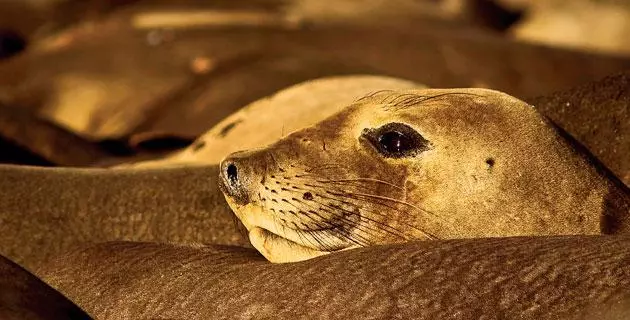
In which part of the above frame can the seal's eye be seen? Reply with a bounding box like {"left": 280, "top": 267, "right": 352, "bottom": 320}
{"left": 361, "top": 123, "right": 430, "bottom": 158}
{"left": 379, "top": 131, "right": 411, "bottom": 154}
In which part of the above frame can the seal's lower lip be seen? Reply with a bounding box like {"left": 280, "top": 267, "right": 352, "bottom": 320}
{"left": 222, "top": 196, "right": 350, "bottom": 252}
{"left": 249, "top": 227, "right": 332, "bottom": 263}
{"left": 258, "top": 225, "right": 349, "bottom": 252}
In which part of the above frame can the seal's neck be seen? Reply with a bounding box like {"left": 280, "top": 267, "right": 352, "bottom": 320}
{"left": 550, "top": 120, "right": 630, "bottom": 234}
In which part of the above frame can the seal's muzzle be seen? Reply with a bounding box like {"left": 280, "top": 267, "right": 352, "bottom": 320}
{"left": 219, "top": 158, "right": 250, "bottom": 205}
{"left": 219, "top": 149, "right": 272, "bottom": 206}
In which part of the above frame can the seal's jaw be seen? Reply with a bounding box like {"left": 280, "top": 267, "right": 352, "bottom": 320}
{"left": 222, "top": 196, "right": 350, "bottom": 263}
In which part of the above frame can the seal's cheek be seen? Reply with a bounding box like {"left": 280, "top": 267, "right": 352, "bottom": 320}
{"left": 249, "top": 227, "right": 329, "bottom": 263}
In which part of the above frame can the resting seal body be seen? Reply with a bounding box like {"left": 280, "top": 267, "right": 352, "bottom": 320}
{"left": 0, "top": 254, "right": 91, "bottom": 320}
{"left": 219, "top": 88, "right": 629, "bottom": 262}
{"left": 38, "top": 235, "right": 630, "bottom": 319}
{"left": 0, "top": 164, "right": 245, "bottom": 271}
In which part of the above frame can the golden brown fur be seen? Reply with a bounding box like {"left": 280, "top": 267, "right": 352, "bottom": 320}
{"left": 219, "top": 88, "right": 629, "bottom": 262}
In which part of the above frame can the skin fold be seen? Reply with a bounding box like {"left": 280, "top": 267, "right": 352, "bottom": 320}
{"left": 530, "top": 71, "right": 630, "bottom": 186}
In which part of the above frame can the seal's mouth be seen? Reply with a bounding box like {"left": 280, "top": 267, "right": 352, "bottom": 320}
{"left": 221, "top": 195, "right": 357, "bottom": 262}
{"left": 218, "top": 158, "right": 364, "bottom": 262}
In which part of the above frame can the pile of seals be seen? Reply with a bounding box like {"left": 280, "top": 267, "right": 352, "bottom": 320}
{"left": 0, "top": 73, "right": 627, "bottom": 319}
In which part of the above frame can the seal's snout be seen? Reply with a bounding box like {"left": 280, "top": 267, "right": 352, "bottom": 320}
{"left": 222, "top": 160, "right": 242, "bottom": 195}
{"left": 219, "top": 149, "right": 271, "bottom": 206}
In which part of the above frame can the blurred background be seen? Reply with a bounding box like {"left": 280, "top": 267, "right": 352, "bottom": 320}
{"left": 0, "top": 0, "right": 629, "bottom": 168}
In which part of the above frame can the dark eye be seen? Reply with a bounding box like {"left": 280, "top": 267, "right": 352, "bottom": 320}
{"left": 361, "top": 123, "right": 430, "bottom": 158}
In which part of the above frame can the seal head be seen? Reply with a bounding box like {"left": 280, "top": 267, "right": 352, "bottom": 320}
{"left": 219, "top": 88, "right": 629, "bottom": 263}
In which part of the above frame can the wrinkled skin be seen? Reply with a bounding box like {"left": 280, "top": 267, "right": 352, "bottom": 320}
{"left": 0, "top": 254, "right": 91, "bottom": 320}
{"left": 219, "top": 88, "right": 630, "bottom": 262}
{"left": 0, "top": 164, "right": 246, "bottom": 271}
{"left": 38, "top": 235, "right": 630, "bottom": 320}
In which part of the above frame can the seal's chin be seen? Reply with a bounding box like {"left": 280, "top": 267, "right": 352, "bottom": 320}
{"left": 223, "top": 196, "right": 355, "bottom": 262}
{"left": 248, "top": 227, "right": 331, "bottom": 263}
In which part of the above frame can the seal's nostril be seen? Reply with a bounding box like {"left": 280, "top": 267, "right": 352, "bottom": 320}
{"left": 220, "top": 159, "right": 250, "bottom": 205}
{"left": 227, "top": 163, "right": 238, "bottom": 184}
{"left": 0, "top": 29, "right": 27, "bottom": 59}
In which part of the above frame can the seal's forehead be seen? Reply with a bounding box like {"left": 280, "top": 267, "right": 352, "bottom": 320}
{"left": 355, "top": 88, "right": 525, "bottom": 111}
{"left": 311, "top": 88, "right": 532, "bottom": 138}
{"left": 343, "top": 88, "right": 534, "bottom": 136}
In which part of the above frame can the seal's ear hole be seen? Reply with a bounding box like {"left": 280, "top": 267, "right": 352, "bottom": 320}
{"left": 485, "top": 158, "right": 495, "bottom": 168}
{"left": 361, "top": 122, "right": 430, "bottom": 158}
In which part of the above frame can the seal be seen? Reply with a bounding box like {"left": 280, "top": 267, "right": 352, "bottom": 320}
{"left": 0, "top": 164, "right": 246, "bottom": 271}
{"left": 0, "top": 253, "right": 92, "bottom": 319}
{"left": 530, "top": 71, "right": 630, "bottom": 185}
{"left": 38, "top": 235, "right": 630, "bottom": 319}
{"left": 218, "top": 88, "right": 630, "bottom": 263}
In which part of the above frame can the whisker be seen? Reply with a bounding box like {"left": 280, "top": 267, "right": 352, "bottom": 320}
{"left": 288, "top": 197, "right": 372, "bottom": 247}
{"left": 320, "top": 190, "right": 437, "bottom": 240}
{"left": 313, "top": 199, "right": 403, "bottom": 243}
{"left": 379, "top": 92, "right": 403, "bottom": 104}
{"left": 306, "top": 190, "right": 412, "bottom": 239}
{"left": 270, "top": 196, "right": 340, "bottom": 251}
{"left": 267, "top": 152, "right": 281, "bottom": 172}
{"left": 304, "top": 164, "right": 347, "bottom": 173}
{"left": 311, "top": 206, "right": 385, "bottom": 246}
{"left": 390, "top": 92, "right": 485, "bottom": 111}
{"left": 299, "top": 226, "right": 333, "bottom": 251}
{"left": 388, "top": 93, "right": 425, "bottom": 106}
{"left": 294, "top": 176, "right": 404, "bottom": 197}
{"left": 355, "top": 89, "right": 396, "bottom": 102}
{"left": 290, "top": 220, "right": 307, "bottom": 244}
{"left": 313, "top": 178, "right": 405, "bottom": 192}
{"left": 290, "top": 220, "right": 322, "bottom": 251}
{"left": 328, "top": 190, "right": 442, "bottom": 220}
{"left": 293, "top": 177, "right": 448, "bottom": 238}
